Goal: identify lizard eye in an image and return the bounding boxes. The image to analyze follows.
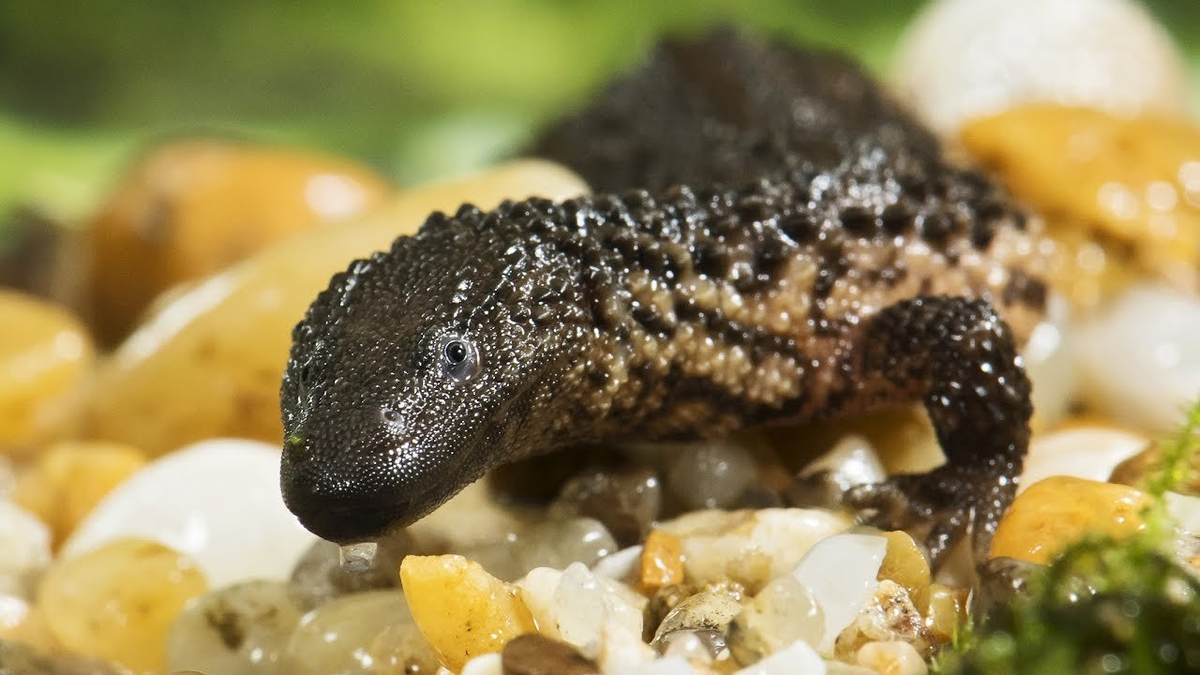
[440,337,480,381]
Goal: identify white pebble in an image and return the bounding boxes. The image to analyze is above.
[1075,284,1200,432]
[0,500,50,597]
[800,435,886,490]
[791,534,888,656]
[459,653,502,675]
[61,439,315,588]
[592,545,643,581]
[632,656,697,675]
[520,563,645,658]
[599,619,658,674]
[729,575,824,664]
[1023,295,1076,431]
[1020,427,1148,492]
[893,0,1188,134]
[857,641,928,675]
[733,639,825,675]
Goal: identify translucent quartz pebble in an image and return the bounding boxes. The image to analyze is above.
[406,479,529,552]
[658,508,851,592]
[658,629,728,665]
[288,529,413,612]
[665,440,758,511]
[732,638,825,675]
[519,563,645,658]
[400,555,534,672]
[461,517,617,582]
[1021,297,1075,431]
[595,619,657,672]
[728,575,824,666]
[1075,284,1200,432]
[37,538,208,674]
[0,500,50,597]
[551,467,662,547]
[893,0,1188,134]
[284,589,436,675]
[650,589,742,647]
[856,641,928,675]
[1019,426,1148,493]
[833,580,932,661]
[339,542,377,571]
[591,545,642,582]
[629,656,695,675]
[789,435,886,510]
[790,533,888,655]
[0,640,121,675]
[166,580,302,675]
[366,615,443,675]
[61,439,315,588]
[0,289,94,451]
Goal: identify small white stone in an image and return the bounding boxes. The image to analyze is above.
[733,639,826,675]
[592,545,643,581]
[459,653,503,675]
[0,500,50,597]
[800,435,886,490]
[728,575,824,664]
[520,563,644,658]
[599,619,657,674]
[659,508,851,591]
[60,439,315,589]
[791,534,888,656]
[1075,284,1200,432]
[1020,427,1148,492]
[633,655,698,675]
[893,0,1188,134]
[1023,295,1076,431]
[856,641,928,675]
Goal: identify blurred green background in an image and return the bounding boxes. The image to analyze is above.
[1,0,1198,224]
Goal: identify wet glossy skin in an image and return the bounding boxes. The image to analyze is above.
[280,29,1045,563]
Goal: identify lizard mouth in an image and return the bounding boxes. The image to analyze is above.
[289,496,413,545]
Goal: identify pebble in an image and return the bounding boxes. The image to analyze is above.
[37,538,207,674]
[970,557,1040,619]
[657,629,728,665]
[519,563,644,658]
[407,479,530,552]
[501,633,600,675]
[0,593,54,651]
[60,439,315,589]
[917,584,966,646]
[1109,445,1200,494]
[552,467,662,547]
[893,0,1187,134]
[591,545,643,582]
[650,588,742,648]
[12,441,146,547]
[1075,285,1200,433]
[594,619,658,673]
[658,508,851,592]
[834,580,932,661]
[1022,296,1076,431]
[460,653,503,675]
[790,435,886,510]
[990,476,1150,564]
[732,638,825,675]
[665,440,758,511]
[727,575,823,666]
[638,530,684,592]
[283,589,436,675]
[791,533,888,655]
[0,289,94,451]
[287,528,414,612]
[166,580,302,675]
[0,640,120,675]
[400,555,535,672]
[0,500,50,597]
[1019,426,1149,493]
[855,641,928,675]
[875,532,931,612]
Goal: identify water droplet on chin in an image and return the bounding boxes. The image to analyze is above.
[338,542,378,572]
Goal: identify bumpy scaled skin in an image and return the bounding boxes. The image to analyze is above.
[280,30,1046,563]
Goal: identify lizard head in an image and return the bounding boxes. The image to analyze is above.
[279,201,587,543]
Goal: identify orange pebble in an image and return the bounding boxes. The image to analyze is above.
[639,530,684,592]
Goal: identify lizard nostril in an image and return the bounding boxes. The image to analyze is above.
[381,408,401,424]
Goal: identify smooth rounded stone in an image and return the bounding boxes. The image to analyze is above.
[0,289,94,451]
[519,563,644,658]
[665,440,758,511]
[61,439,316,589]
[551,467,662,547]
[892,0,1187,134]
[591,545,642,582]
[37,538,208,674]
[1019,426,1149,494]
[627,656,696,675]
[460,653,502,675]
[166,580,302,675]
[658,508,852,592]
[594,619,657,673]
[990,476,1150,565]
[284,589,432,675]
[514,518,617,576]
[1022,296,1076,432]
[650,589,741,648]
[731,638,825,675]
[0,500,50,597]
[970,557,1042,619]
[791,533,888,656]
[789,435,885,511]
[366,618,442,675]
[638,530,684,592]
[919,584,967,645]
[0,640,121,675]
[400,555,535,672]
[288,528,414,612]
[81,161,589,456]
[875,532,931,612]
[407,479,531,553]
[658,629,728,665]
[1112,447,1200,496]
[1075,284,1200,432]
[13,441,146,547]
[856,641,927,675]
[727,575,823,666]
[501,633,600,675]
[833,580,932,661]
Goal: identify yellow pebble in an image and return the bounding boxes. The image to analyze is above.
[638,530,685,593]
[856,640,928,675]
[919,583,966,645]
[14,441,146,547]
[876,531,931,612]
[991,476,1151,565]
[399,554,536,672]
[0,593,57,651]
[37,538,207,674]
[0,290,94,453]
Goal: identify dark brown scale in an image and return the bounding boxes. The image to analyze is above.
[280,28,1046,565]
